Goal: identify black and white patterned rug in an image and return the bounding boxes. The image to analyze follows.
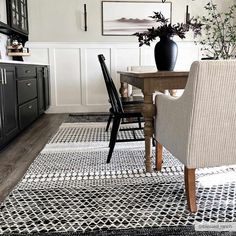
[0,122,236,236]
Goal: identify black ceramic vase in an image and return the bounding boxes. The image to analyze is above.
[154,36,178,71]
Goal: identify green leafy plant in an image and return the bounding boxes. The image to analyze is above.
[195,1,236,59]
[134,12,202,47]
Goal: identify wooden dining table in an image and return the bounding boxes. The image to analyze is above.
[118,70,189,173]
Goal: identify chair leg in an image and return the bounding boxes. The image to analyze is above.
[155,141,163,171]
[107,117,121,163]
[105,114,113,132]
[184,167,197,213]
[152,137,156,147]
[138,117,142,129]
[132,129,136,139]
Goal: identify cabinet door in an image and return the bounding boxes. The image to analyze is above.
[43,67,50,110]
[7,0,28,34]
[37,67,44,115]
[19,0,28,33]
[0,73,5,146]
[37,66,50,114]
[1,65,19,141]
[0,104,4,146]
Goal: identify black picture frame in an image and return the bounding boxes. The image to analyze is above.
[101,1,172,36]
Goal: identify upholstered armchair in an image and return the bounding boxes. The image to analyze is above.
[154,60,236,212]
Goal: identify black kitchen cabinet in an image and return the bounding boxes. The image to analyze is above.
[16,65,38,129]
[6,0,29,35]
[0,64,19,147]
[0,62,49,149]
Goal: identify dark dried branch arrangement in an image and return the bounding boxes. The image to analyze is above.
[134,12,202,47]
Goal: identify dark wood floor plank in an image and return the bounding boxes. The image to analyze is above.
[0,114,67,204]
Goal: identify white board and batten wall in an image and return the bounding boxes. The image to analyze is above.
[24,42,200,113]
[2,0,234,113]
[24,0,232,113]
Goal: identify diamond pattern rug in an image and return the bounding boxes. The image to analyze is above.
[0,122,236,236]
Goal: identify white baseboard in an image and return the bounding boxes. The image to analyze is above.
[46,105,110,114]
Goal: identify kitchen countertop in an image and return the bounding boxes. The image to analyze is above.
[0,60,49,65]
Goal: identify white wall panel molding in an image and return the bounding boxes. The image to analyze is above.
[26,41,200,113]
[54,48,82,106]
[113,47,140,89]
[48,48,56,108]
[84,48,111,106]
[80,48,87,106]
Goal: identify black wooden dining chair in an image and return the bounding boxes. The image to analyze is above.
[98,54,144,163]
[97,55,143,132]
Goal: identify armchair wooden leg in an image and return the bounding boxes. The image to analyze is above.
[155,141,163,171]
[184,167,197,213]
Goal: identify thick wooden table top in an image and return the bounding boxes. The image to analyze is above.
[118,70,189,78]
[118,71,189,92]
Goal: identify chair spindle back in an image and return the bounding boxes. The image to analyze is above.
[98,54,124,114]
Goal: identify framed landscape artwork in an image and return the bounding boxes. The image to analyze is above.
[102,1,172,36]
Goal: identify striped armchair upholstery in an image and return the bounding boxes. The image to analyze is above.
[154,60,236,212]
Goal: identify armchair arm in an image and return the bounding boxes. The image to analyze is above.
[154,92,192,165]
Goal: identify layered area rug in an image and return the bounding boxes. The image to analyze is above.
[0,122,236,236]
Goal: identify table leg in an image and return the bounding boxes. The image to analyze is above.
[119,81,128,98]
[142,92,156,173]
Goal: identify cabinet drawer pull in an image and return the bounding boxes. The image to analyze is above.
[26,83,31,87]
[25,70,31,74]
[28,105,32,109]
